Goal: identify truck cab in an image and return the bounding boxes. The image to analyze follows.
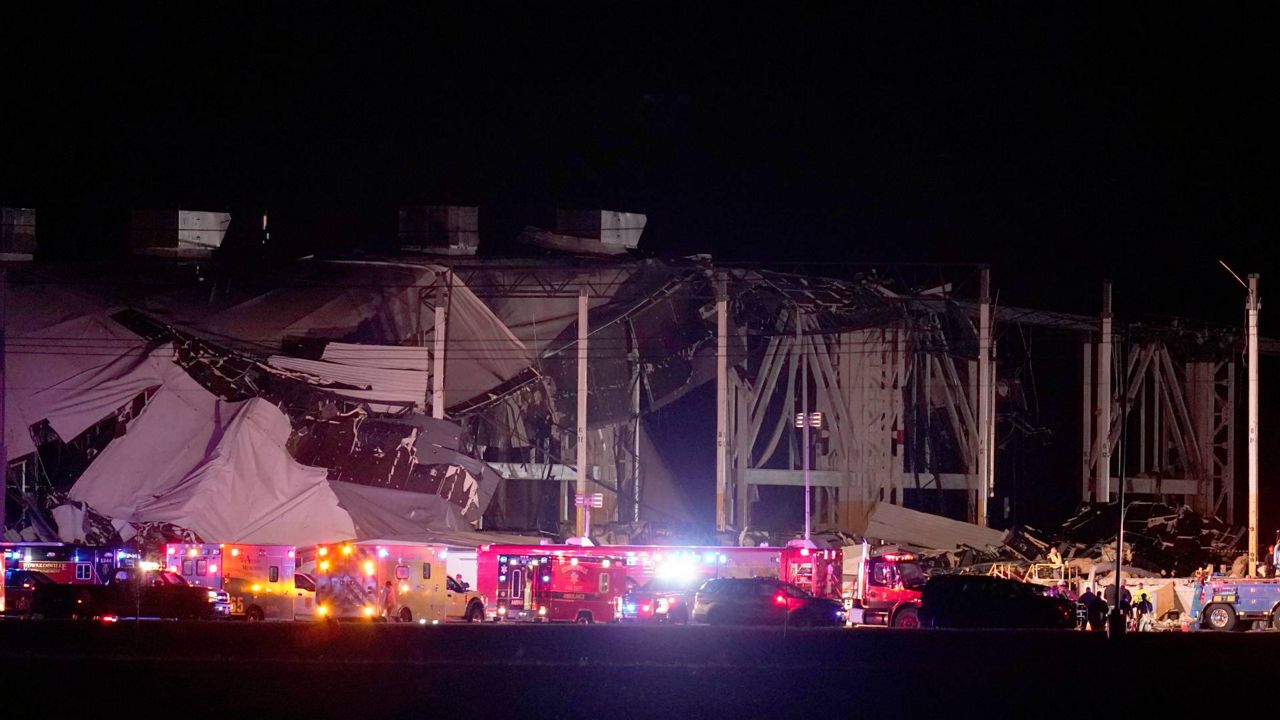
[844,545,926,628]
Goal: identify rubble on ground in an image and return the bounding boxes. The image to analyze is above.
[918,501,1243,581]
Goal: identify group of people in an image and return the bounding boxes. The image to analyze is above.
[1075,582,1156,632]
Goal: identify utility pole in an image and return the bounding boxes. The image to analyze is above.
[977,267,992,526]
[1110,321,1130,638]
[1097,282,1113,503]
[577,287,589,541]
[800,308,810,544]
[1,269,7,615]
[431,272,449,419]
[715,273,729,531]
[1247,273,1260,577]
[1220,262,1261,577]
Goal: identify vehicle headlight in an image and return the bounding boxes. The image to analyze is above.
[207,590,219,602]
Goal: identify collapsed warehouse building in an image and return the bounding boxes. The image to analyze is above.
[0,211,1262,556]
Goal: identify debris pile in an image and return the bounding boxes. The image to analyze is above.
[922,501,1243,580]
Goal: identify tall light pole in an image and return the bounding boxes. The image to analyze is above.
[1221,262,1260,577]
[795,410,823,546]
[1247,274,1260,577]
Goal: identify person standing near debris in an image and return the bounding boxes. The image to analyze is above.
[1077,586,1097,630]
[1085,587,1108,631]
[382,580,397,621]
[1135,589,1154,631]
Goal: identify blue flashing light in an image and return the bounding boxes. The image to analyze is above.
[703,553,715,564]
[542,575,550,583]
[718,554,727,564]
[499,555,508,563]
[625,604,637,613]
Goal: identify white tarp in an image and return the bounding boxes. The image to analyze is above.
[157,260,532,407]
[267,354,429,405]
[4,312,172,458]
[843,501,1008,551]
[328,481,469,540]
[64,364,489,546]
[68,368,357,545]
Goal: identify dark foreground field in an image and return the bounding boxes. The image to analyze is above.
[0,621,1268,719]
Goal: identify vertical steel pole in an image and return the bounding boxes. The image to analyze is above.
[578,287,589,540]
[633,335,642,524]
[1083,341,1092,502]
[0,269,7,614]
[801,310,811,543]
[432,272,448,419]
[977,267,991,526]
[1098,282,1113,503]
[1248,274,1260,577]
[715,274,729,531]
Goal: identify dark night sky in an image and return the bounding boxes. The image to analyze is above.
[4,5,1279,528]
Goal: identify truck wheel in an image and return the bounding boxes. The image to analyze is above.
[246,606,265,622]
[575,612,594,624]
[466,603,484,623]
[399,608,413,623]
[1203,603,1237,631]
[892,606,921,629]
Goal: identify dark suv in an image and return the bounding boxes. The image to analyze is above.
[918,574,1075,629]
[692,577,845,627]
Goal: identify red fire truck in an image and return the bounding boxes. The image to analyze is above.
[843,543,926,628]
[2,542,137,585]
[477,548,628,623]
[477,543,842,624]
[478,543,843,602]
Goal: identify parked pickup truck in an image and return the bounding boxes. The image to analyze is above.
[32,566,231,620]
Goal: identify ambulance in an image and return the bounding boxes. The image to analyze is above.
[165,543,311,621]
[478,548,629,623]
[313,542,485,623]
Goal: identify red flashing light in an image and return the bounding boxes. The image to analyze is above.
[774,594,788,606]
[641,604,652,614]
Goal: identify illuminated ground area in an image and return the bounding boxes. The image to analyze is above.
[0,622,1269,716]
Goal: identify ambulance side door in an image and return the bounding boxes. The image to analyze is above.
[420,561,443,622]
[444,575,468,620]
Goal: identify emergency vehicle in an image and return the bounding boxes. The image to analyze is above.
[476,543,843,609]
[165,543,307,621]
[1197,577,1280,631]
[313,542,485,623]
[3,542,138,585]
[478,548,628,623]
[843,542,926,628]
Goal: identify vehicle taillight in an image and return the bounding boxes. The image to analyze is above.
[774,594,788,606]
